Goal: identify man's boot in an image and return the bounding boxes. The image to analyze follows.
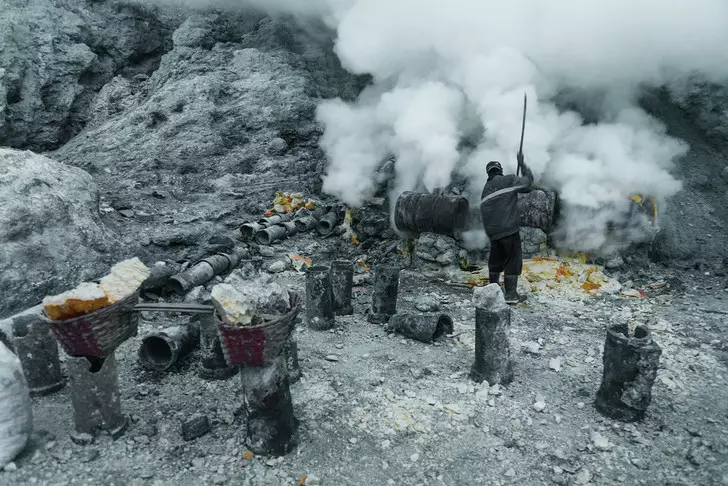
[504,275,526,305]
[489,273,500,286]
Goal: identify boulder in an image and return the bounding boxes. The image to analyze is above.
[0,148,118,318]
[415,232,467,270]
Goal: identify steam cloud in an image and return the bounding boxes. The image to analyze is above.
[144,0,728,251]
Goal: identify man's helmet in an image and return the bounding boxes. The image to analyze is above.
[486,161,503,175]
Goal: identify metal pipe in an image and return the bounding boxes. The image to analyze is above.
[68,352,127,441]
[196,313,238,381]
[280,221,298,237]
[470,287,513,386]
[317,212,339,236]
[138,323,200,371]
[305,265,335,330]
[330,260,353,316]
[12,313,65,396]
[388,313,453,344]
[255,225,287,245]
[257,214,292,227]
[141,263,180,293]
[294,216,318,232]
[166,248,245,295]
[240,222,264,242]
[367,265,400,324]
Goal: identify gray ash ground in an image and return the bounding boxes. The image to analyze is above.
[3,236,728,486]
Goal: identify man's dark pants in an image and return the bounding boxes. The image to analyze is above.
[488,232,523,276]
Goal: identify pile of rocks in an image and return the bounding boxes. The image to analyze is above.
[414,233,467,270]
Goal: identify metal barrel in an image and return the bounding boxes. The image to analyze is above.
[394,192,469,236]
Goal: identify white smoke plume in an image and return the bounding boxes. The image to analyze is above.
[143,0,728,251]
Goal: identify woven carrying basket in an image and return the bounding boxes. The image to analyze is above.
[43,292,140,358]
[216,293,301,367]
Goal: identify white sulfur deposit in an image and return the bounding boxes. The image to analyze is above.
[100,257,151,302]
[212,272,291,326]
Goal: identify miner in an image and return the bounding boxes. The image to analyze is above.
[480,155,534,304]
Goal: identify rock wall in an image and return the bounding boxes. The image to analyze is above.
[0,0,175,151]
[0,148,120,318]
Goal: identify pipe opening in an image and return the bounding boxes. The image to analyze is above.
[611,324,629,337]
[85,356,106,373]
[294,220,307,231]
[318,220,334,234]
[140,336,173,370]
[166,276,186,295]
[241,225,257,240]
[633,326,648,339]
[256,231,272,245]
[434,315,454,340]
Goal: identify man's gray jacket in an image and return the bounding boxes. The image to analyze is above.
[480,168,534,241]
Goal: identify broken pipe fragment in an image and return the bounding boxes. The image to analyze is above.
[387,313,453,343]
[138,323,200,371]
[594,324,662,422]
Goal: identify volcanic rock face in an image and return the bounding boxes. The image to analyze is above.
[0,148,120,317]
[0,0,173,151]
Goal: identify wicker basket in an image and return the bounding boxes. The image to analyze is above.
[216,293,301,367]
[43,292,140,358]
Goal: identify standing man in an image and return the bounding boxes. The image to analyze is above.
[480,153,534,304]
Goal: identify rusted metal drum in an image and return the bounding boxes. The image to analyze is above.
[394,192,469,236]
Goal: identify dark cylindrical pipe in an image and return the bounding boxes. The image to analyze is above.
[68,352,127,440]
[12,313,65,397]
[167,249,244,295]
[138,324,200,371]
[394,191,469,236]
[196,313,238,381]
[257,214,291,227]
[470,304,514,385]
[388,313,453,343]
[141,263,180,292]
[368,265,400,324]
[330,260,353,316]
[595,324,662,422]
[240,356,298,456]
[280,221,298,237]
[317,212,339,236]
[255,225,287,245]
[284,336,301,384]
[240,222,264,242]
[294,216,318,232]
[305,265,335,330]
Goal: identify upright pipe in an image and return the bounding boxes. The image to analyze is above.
[470,285,513,385]
[305,265,335,331]
[138,324,200,371]
[255,225,287,245]
[68,352,127,441]
[330,260,354,316]
[12,313,65,396]
[594,324,662,422]
[196,313,238,381]
[239,356,298,456]
[368,265,400,324]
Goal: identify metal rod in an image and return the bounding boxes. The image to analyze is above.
[133,303,215,314]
